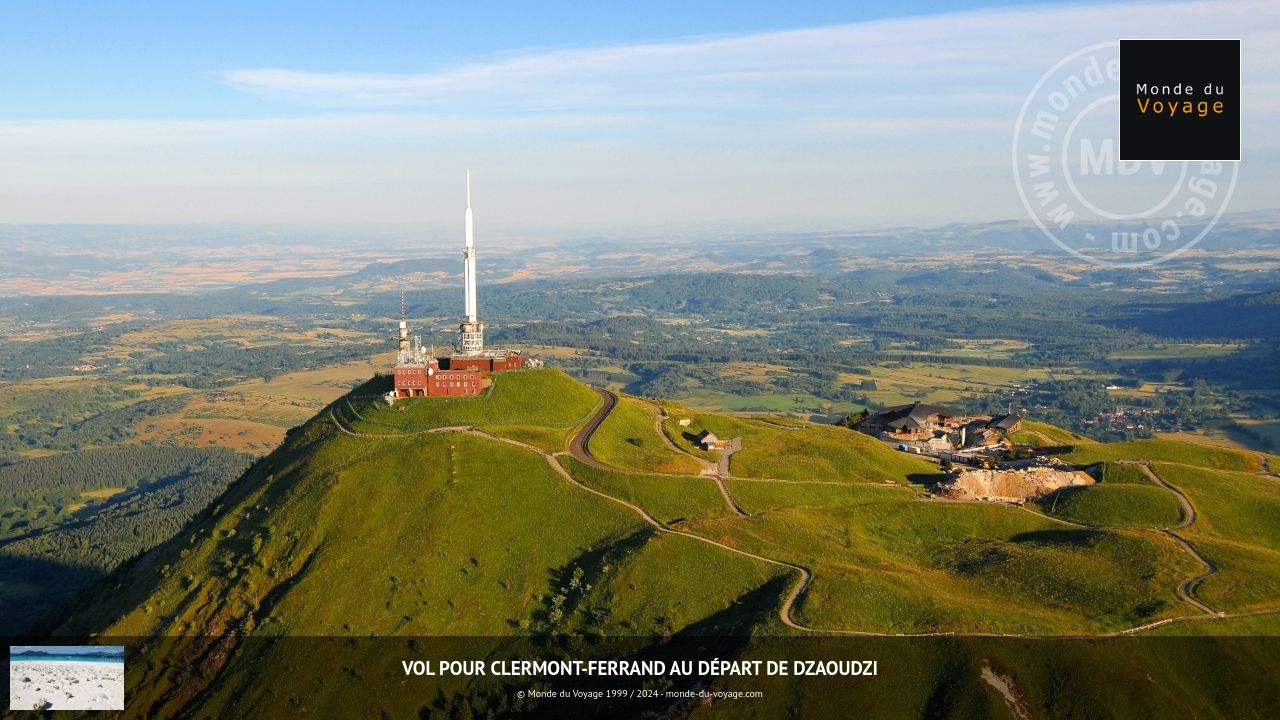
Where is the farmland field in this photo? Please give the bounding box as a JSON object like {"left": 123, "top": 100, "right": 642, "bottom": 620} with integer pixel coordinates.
{"left": 845, "top": 362, "right": 1095, "bottom": 407}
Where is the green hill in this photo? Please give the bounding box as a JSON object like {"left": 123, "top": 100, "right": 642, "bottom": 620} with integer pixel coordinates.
{"left": 339, "top": 368, "right": 600, "bottom": 451}
{"left": 1038, "top": 484, "right": 1186, "bottom": 529}
{"left": 58, "top": 397, "right": 775, "bottom": 642}
{"left": 1063, "top": 438, "right": 1261, "bottom": 472}
{"left": 1152, "top": 463, "right": 1280, "bottom": 612}
{"left": 36, "top": 370, "right": 1280, "bottom": 718}
{"left": 1011, "top": 419, "right": 1094, "bottom": 445}
{"left": 660, "top": 404, "right": 940, "bottom": 483}
{"left": 588, "top": 396, "right": 703, "bottom": 475}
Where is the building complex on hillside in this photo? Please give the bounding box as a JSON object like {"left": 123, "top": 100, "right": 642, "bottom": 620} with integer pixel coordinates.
{"left": 391, "top": 324, "right": 482, "bottom": 398}
{"left": 390, "top": 173, "right": 536, "bottom": 400}
{"left": 857, "top": 401, "right": 1021, "bottom": 456}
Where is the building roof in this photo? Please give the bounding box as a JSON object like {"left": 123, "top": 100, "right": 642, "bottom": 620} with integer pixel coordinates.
{"left": 988, "top": 414, "right": 1022, "bottom": 430}
{"left": 695, "top": 430, "right": 720, "bottom": 444}
{"left": 451, "top": 349, "right": 523, "bottom": 359}
{"left": 877, "top": 402, "right": 959, "bottom": 430}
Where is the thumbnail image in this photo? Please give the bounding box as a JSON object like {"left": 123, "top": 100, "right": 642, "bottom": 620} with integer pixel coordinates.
{"left": 9, "top": 646, "right": 124, "bottom": 712}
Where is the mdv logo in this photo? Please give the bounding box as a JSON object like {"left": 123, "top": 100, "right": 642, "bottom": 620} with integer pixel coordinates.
{"left": 1012, "top": 42, "right": 1236, "bottom": 267}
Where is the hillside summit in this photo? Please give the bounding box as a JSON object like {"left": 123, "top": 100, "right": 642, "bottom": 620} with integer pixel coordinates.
{"left": 48, "top": 368, "right": 1280, "bottom": 719}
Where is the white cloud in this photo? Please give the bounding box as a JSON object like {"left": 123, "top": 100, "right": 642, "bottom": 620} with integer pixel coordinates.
{"left": 220, "top": 0, "right": 1280, "bottom": 117}
{"left": 2, "top": 0, "right": 1278, "bottom": 228}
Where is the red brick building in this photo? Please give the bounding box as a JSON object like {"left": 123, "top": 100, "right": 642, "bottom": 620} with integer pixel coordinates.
{"left": 393, "top": 360, "right": 482, "bottom": 398}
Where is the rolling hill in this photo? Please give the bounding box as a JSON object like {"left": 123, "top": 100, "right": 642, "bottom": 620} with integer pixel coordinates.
{"left": 33, "top": 368, "right": 1280, "bottom": 718}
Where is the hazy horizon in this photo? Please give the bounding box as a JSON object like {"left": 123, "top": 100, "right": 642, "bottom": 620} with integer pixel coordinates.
{"left": 2, "top": 0, "right": 1277, "bottom": 236}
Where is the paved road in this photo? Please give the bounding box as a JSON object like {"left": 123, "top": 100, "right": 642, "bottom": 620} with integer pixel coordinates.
{"left": 567, "top": 388, "right": 617, "bottom": 471}
{"left": 329, "top": 397, "right": 1277, "bottom": 637}
{"left": 715, "top": 438, "right": 749, "bottom": 517}
{"left": 717, "top": 437, "right": 742, "bottom": 477}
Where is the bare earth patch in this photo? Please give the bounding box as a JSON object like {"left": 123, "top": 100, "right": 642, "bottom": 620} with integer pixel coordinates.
{"left": 980, "top": 659, "right": 1032, "bottom": 720}
{"left": 934, "top": 459, "right": 1095, "bottom": 504}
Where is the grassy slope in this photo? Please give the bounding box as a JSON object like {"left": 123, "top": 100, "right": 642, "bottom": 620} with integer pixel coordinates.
{"left": 561, "top": 456, "right": 729, "bottom": 525}
{"left": 1100, "top": 461, "right": 1154, "bottom": 484}
{"left": 1064, "top": 439, "right": 1260, "bottom": 473}
{"left": 588, "top": 396, "right": 701, "bottom": 475}
{"left": 1038, "top": 484, "right": 1185, "bottom": 529}
{"left": 695, "top": 482, "right": 1197, "bottom": 634}
{"left": 38, "top": 370, "right": 1280, "bottom": 717}
{"left": 58, "top": 418, "right": 772, "bottom": 642}
{"left": 58, "top": 372, "right": 1272, "bottom": 640}
{"left": 53, "top": 403, "right": 783, "bottom": 717}
{"left": 1141, "top": 613, "right": 1280, "bottom": 635}
{"left": 1014, "top": 420, "right": 1094, "bottom": 445}
{"left": 1154, "top": 463, "right": 1280, "bottom": 611}
{"left": 662, "top": 407, "right": 940, "bottom": 483}
{"left": 726, "top": 480, "right": 920, "bottom": 515}
{"left": 479, "top": 424, "right": 574, "bottom": 453}
{"left": 699, "top": 633, "right": 1280, "bottom": 720}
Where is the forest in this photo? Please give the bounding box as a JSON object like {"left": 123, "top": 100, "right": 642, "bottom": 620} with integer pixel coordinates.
{"left": 1, "top": 395, "right": 191, "bottom": 455}
{"left": 0, "top": 446, "right": 250, "bottom": 634}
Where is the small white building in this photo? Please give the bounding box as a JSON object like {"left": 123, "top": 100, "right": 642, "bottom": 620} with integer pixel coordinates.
{"left": 696, "top": 430, "right": 727, "bottom": 451}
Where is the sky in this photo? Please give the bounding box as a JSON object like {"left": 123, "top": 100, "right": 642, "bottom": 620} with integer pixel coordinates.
{"left": 1, "top": 0, "right": 1277, "bottom": 237}
{"left": 10, "top": 646, "right": 122, "bottom": 655}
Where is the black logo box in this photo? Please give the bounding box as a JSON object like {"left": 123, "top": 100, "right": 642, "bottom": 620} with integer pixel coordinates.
{"left": 1120, "top": 39, "right": 1240, "bottom": 161}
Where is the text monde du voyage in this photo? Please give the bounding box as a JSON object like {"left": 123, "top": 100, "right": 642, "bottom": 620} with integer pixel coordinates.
{"left": 401, "top": 659, "right": 878, "bottom": 678}
{"left": 1134, "top": 82, "right": 1228, "bottom": 118}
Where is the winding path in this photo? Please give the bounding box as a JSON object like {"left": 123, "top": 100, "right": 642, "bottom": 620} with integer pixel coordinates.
{"left": 328, "top": 396, "right": 1276, "bottom": 638}
{"left": 1118, "top": 461, "right": 1222, "bottom": 616}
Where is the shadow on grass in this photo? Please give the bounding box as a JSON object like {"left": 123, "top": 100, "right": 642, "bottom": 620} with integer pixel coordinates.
{"left": 907, "top": 471, "right": 949, "bottom": 486}
{"left": 1008, "top": 528, "right": 1103, "bottom": 546}
{"left": 533, "top": 527, "right": 657, "bottom": 631}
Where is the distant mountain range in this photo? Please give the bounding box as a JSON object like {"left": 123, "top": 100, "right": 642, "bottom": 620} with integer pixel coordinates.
{"left": 11, "top": 648, "right": 124, "bottom": 658}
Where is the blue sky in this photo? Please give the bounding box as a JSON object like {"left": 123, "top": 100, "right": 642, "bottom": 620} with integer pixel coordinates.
{"left": 2, "top": 0, "right": 1074, "bottom": 120}
{"left": 1, "top": 0, "right": 1276, "bottom": 233}
{"left": 10, "top": 646, "right": 122, "bottom": 655}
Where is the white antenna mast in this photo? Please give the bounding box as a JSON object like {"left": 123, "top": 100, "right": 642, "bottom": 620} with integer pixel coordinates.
{"left": 463, "top": 170, "right": 477, "bottom": 323}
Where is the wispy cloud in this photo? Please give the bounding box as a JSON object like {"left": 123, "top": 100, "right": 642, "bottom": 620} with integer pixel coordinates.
{"left": 3, "top": 0, "right": 1277, "bottom": 227}
{"left": 221, "top": 0, "right": 1280, "bottom": 116}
